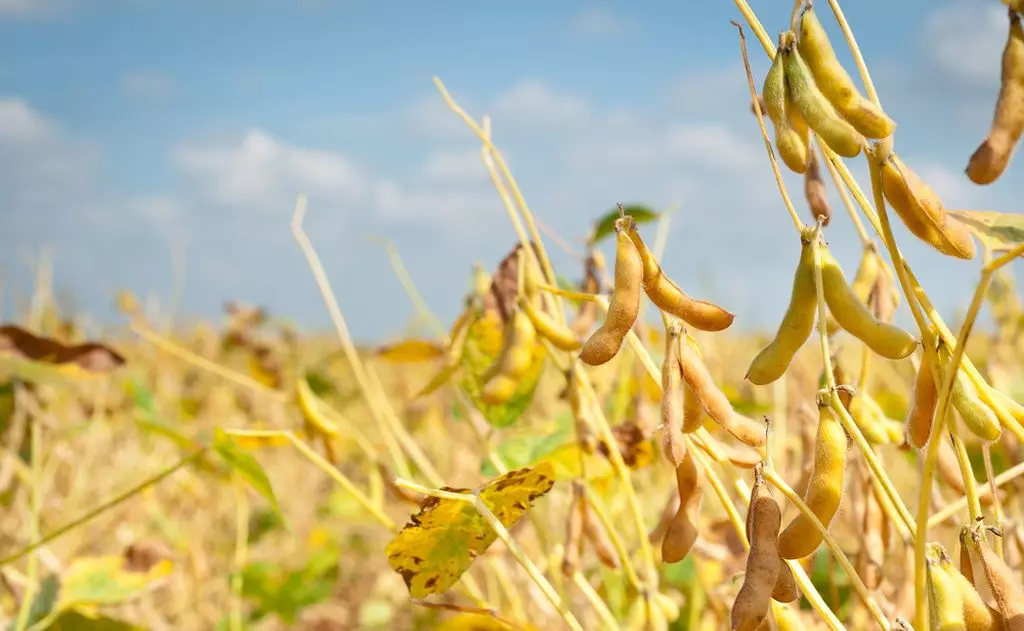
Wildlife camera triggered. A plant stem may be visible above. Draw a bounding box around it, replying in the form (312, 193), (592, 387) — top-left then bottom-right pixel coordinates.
(230, 477), (250, 631)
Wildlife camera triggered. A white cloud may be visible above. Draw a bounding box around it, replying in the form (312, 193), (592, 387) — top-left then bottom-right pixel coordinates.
(569, 7), (634, 38)
(492, 80), (592, 127)
(0, 0), (64, 16)
(420, 148), (487, 182)
(121, 72), (177, 99)
(174, 129), (369, 212)
(921, 2), (1007, 86)
(0, 98), (57, 144)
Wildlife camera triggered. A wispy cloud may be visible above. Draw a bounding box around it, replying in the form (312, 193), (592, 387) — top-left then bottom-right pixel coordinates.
(920, 2), (1007, 87)
(121, 72), (177, 99)
(569, 7), (635, 38)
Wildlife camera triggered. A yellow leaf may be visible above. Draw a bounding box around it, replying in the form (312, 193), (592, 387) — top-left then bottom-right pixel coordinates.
(948, 210), (1024, 253)
(58, 556), (172, 610)
(460, 311), (547, 428)
(385, 463), (556, 598)
(376, 339), (445, 363)
(435, 612), (536, 630)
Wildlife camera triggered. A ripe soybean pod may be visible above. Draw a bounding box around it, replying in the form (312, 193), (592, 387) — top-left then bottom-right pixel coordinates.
(681, 341), (707, 433)
(663, 446), (703, 563)
(732, 473), (782, 631)
(625, 223), (735, 332)
(848, 393), (892, 445)
(937, 345), (1002, 442)
(880, 156), (977, 260)
(937, 544), (999, 631)
(778, 402), (848, 560)
(581, 494), (620, 569)
(963, 526), (1024, 629)
(661, 321), (687, 466)
(561, 482), (586, 577)
(967, 9), (1024, 185)
(763, 33), (811, 173)
(906, 346), (938, 449)
(780, 31), (865, 158)
(518, 296), (582, 352)
(579, 218), (643, 366)
(677, 329), (766, 447)
(797, 5), (896, 139)
(819, 247), (918, 360)
(804, 144), (832, 226)
(746, 227), (817, 385)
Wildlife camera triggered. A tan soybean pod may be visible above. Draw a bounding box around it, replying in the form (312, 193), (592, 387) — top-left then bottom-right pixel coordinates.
(778, 403), (848, 560)
(661, 321), (687, 466)
(967, 10), (1024, 185)
(942, 550), (999, 631)
(681, 334), (707, 433)
(804, 144), (832, 226)
(880, 156), (977, 260)
(780, 32), (865, 158)
(746, 228), (817, 385)
(764, 34), (811, 173)
(481, 307), (537, 405)
(518, 296), (582, 351)
(938, 346), (1003, 442)
(579, 218), (643, 366)
(963, 527), (1024, 629)
(626, 224), (735, 332)
(797, 6), (896, 139)
(820, 248), (917, 360)
(678, 332), (766, 447)
(561, 482), (586, 577)
(906, 346), (938, 449)
(663, 447), (704, 563)
(581, 496), (621, 569)
(732, 478), (783, 631)
(927, 548), (968, 631)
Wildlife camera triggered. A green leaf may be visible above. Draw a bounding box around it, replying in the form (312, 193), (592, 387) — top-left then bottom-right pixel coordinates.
(592, 205), (660, 244)
(213, 428), (281, 514)
(5, 574), (59, 631)
(459, 310), (547, 428)
(57, 556), (172, 609)
(45, 610), (145, 631)
(481, 413), (574, 477)
(948, 210), (1024, 253)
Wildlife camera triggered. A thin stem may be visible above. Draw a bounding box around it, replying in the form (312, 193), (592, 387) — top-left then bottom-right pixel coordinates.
(733, 21), (804, 234)
(763, 467), (890, 630)
(571, 572), (620, 631)
(929, 458), (1024, 527)
(13, 386), (41, 631)
(0, 450), (205, 567)
(369, 236), (447, 340)
(732, 0), (775, 57)
(824, 0), (883, 106)
(818, 136), (870, 245)
(131, 321), (286, 403)
(983, 444), (1006, 559)
(394, 480), (584, 631)
(949, 432), (982, 524)
(230, 478), (250, 631)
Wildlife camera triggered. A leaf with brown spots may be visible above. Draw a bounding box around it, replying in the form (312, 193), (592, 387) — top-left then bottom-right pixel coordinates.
(385, 463), (556, 598)
(484, 242), (542, 324)
(0, 324), (125, 380)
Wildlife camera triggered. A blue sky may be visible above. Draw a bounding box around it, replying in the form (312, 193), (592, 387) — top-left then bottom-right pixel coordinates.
(1, 0), (1020, 341)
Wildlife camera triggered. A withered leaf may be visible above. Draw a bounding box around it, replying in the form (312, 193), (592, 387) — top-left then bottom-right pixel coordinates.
(0, 325), (125, 373)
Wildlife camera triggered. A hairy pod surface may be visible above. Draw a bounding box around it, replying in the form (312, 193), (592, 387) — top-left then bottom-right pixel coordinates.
(678, 330), (766, 447)
(880, 156), (977, 260)
(797, 6), (896, 139)
(581, 497), (620, 569)
(820, 248), (917, 359)
(804, 144), (831, 226)
(732, 480), (783, 631)
(778, 404), (848, 559)
(781, 34), (865, 158)
(764, 35), (811, 173)
(626, 225), (735, 332)
(481, 308), (537, 405)
(663, 448), (703, 563)
(967, 10), (1024, 185)
(944, 551), (999, 631)
(579, 221), (643, 365)
(848, 394), (892, 445)
(519, 297), (581, 351)
(938, 346), (1003, 442)
(927, 553), (968, 631)
(746, 228), (817, 385)
(963, 528), (1024, 628)
(820, 249), (917, 359)
(906, 347), (938, 448)
(661, 322), (687, 466)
